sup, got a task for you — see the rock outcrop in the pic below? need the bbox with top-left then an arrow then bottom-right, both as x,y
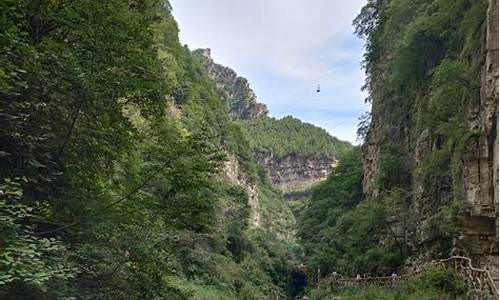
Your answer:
193,48 -> 268,120
457,0 -> 498,276
256,151 -> 338,194
222,151 -> 296,241
223,152 -> 261,228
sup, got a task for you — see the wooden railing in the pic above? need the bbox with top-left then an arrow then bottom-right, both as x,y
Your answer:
324,256 -> 498,299
437,256 -> 498,299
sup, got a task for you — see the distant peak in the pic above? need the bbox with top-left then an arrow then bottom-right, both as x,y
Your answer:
193,48 -> 211,59
192,48 -> 268,120
200,48 -> 211,59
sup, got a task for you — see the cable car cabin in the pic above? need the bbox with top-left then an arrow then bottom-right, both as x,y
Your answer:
316,85 -> 321,92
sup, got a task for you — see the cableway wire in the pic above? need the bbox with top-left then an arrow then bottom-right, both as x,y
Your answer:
271,51 -> 369,136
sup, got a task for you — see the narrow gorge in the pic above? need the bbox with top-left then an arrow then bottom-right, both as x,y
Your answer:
0,0 -> 498,299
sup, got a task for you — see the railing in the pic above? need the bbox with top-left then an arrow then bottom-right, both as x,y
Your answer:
324,256 -> 498,299
437,256 -> 498,299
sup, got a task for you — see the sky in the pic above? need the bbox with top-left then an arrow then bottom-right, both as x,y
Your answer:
169,0 -> 370,144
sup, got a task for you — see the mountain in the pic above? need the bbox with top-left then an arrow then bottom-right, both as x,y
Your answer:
193,49 -> 351,200
3,0 -> 497,298
360,0 -> 498,275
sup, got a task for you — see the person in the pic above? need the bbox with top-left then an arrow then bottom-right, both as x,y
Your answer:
356,274 -> 361,280
391,272 -> 398,283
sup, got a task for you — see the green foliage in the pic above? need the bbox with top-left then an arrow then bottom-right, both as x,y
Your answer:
0,1 -> 296,298
310,267 -> 466,300
297,149 -> 403,277
377,143 -> 409,190
422,200 -> 461,253
354,0 -> 488,245
409,266 -> 467,297
224,122 -> 260,180
0,178 -> 76,297
239,116 -> 351,159
258,178 -> 296,241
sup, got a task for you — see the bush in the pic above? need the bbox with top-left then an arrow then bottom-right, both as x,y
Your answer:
377,143 -> 409,190
408,266 -> 467,297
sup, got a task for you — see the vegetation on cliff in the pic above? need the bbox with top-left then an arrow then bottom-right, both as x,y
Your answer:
0,1 -> 295,298
355,0 -> 488,248
297,0 -> 489,283
239,116 -> 351,159
1,0 -> 492,299
297,148 -> 403,277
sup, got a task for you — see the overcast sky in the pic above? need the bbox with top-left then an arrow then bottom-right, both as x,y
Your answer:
169,0 -> 370,144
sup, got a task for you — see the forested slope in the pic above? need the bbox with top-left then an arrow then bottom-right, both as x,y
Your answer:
0,1 -> 295,299
193,49 -> 351,197
239,116 -> 351,195
239,116 -> 350,160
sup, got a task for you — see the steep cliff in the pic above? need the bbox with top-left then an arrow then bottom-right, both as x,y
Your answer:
358,0 -> 498,276
192,48 -> 268,120
223,152 -> 261,227
239,116 -> 350,195
458,0 -> 498,274
256,152 -> 338,193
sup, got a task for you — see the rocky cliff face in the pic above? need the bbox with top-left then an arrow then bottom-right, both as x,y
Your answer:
362,0 -> 498,276
222,151 -> 296,241
223,152 -> 261,228
458,0 -> 498,274
193,48 -> 268,120
257,151 -> 338,194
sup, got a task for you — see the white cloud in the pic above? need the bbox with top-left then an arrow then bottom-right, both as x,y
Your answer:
171,0 -> 366,80
169,0 -> 369,143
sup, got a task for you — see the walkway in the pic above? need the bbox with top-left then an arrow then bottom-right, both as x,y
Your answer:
324,256 -> 498,299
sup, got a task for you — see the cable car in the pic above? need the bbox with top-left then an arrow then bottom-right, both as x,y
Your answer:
316,85 -> 321,93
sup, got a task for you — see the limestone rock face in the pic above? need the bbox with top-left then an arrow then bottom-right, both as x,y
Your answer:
193,48 -> 268,120
257,151 -> 338,194
223,152 -> 260,228
361,0 -> 498,279
224,154 -> 261,228
458,0 -> 498,277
